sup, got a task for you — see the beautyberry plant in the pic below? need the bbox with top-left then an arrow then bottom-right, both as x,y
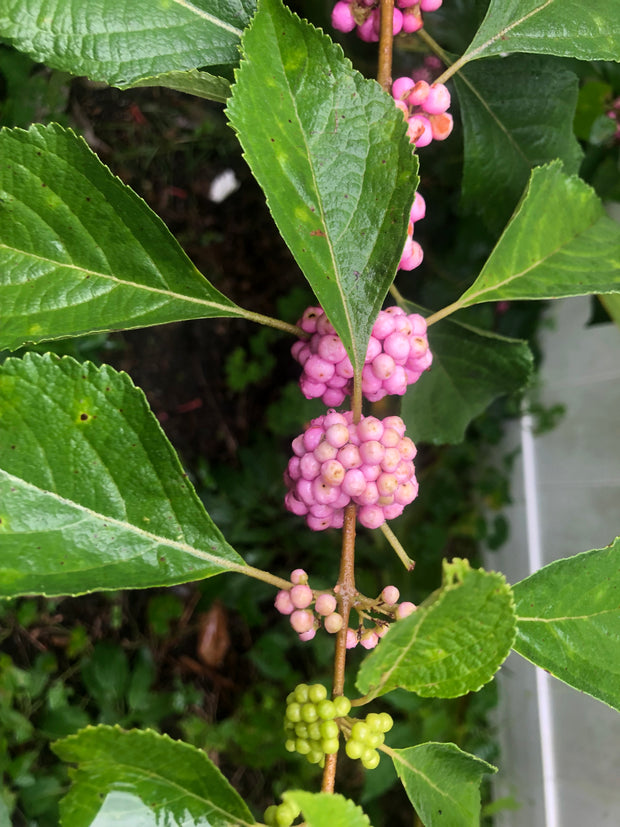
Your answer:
0,0 -> 619,825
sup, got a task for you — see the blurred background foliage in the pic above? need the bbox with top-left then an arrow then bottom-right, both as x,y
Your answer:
1,0 -> 619,823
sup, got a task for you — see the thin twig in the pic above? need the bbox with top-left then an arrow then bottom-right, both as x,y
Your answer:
380,522 -> 415,571
377,0 -> 395,92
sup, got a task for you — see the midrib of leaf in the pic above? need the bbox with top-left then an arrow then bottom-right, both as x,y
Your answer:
0,468 -> 247,574
0,243 -> 238,315
171,0 -> 244,36
461,208 -> 606,305
517,609 -> 618,623
73,757 -> 255,826
392,751 -> 466,808
465,0 -> 555,62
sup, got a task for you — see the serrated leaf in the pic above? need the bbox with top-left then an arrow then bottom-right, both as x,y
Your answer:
125,69 -> 231,103
455,54 -> 582,234
513,537 -> 620,711
284,792 -> 371,827
0,123 -> 244,351
0,0 -> 255,87
226,0 -> 417,376
356,559 -> 516,699
457,161 -> 620,309
463,0 -> 620,63
0,353 -> 248,598
392,742 -> 497,827
52,725 -> 255,827
402,314 -> 533,445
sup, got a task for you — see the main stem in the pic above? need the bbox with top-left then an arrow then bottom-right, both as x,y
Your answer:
377,0 -> 395,92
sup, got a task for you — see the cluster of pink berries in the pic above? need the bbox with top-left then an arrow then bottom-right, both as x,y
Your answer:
399,190 -> 426,271
284,411 -> 418,531
346,584 -> 416,650
291,305 -> 431,407
331,0 -> 443,43
392,76 -> 453,148
275,569 -> 345,642
606,96 -> 620,142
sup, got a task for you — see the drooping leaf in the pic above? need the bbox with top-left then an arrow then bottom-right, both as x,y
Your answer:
392,742 -> 497,827
284,792 -> 371,827
463,0 -> 620,63
402,315 -> 533,445
0,123 -> 244,352
0,353 -> 248,598
455,54 -> 582,233
226,0 -> 417,377
125,69 -> 231,103
513,537 -> 620,711
52,725 -> 256,827
457,161 -> 620,309
356,559 -> 516,699
0,0 -> 255,87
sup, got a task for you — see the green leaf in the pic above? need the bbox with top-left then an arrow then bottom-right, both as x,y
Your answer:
402,316 -> 533,445
513,537 -> 620,711
284,791 -> 371,827
392,742 -> 497,827
52,725 -> 256,826
125,69 -> 231,103
0,123 -> 243,351
457,161 -> 620,308
0,353 -> 248,597
0,0 -> 255,87
226,0 -> 417,376
356,559 -> 516,699
455,54 -> 582,233
463,0 -> 620,63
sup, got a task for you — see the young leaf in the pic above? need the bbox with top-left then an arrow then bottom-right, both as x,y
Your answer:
52,725 -> 256,826
0,123 -> 244,352
401,315 -> 533,445
513,537 -> 620,711
455,54 -> 582,234
226,0 -> 418,377
126,69 -> 231,103
392,742 -> 497,827
456,161 -> 620,309
0,0 -> 255,86
0,353 -> 248,598
463,0 -> 620,63
284,791 -> 371,827
356,559 -> 516,699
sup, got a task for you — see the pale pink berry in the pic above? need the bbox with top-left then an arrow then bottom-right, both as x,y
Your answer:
360,630 -> 379,650
322,387 -> 347,406
342,468 -> 367,497
358,504 -> 385,529
290,583 -> 313,609
321,459 -> 345,486
392,76 -> 415,102
337,443 -> 361,468
396,602 -> 417,619
371,353 -> 396,380
420,0 -> 442,11
314,440 -> 338,463
346,628 -> 358,649
299,307 -> 322,333
324,612 -> 344,633
422,82 -> 450,115
383,416 -> 406,437
305,354 -> 335,383
410,191 -> 426,223
357,416 -> 384,442
331,0 -> 356,32
365,336 -> 382,361
381,585 -> 400,605
275,590 -> 294,615
325,423 -> 350,448
302,426 -> 324,452
401,6 -> 423,32
299,627 -> 317,642
407,114 -> 432,147
380,427 -> 401,448
292,560 -> 312,572
400,238 -> 424,270
358,12 -> 379,41
359,440 -> 385,465
300,452 -> 321,480
407,80 -> 430,107
318,335 -> 347,364
315,593 -> 337,616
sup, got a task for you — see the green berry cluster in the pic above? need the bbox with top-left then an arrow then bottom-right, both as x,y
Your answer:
344,711 -> 393,769
263,798 -> 301,827
284,683 -> 351,765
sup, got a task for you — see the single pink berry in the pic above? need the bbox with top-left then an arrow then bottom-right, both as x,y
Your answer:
401,7 -> 423,33
290,609 -> 315,634
290,583 -> 314,609
346,628 -> 358,649
396,601 -> 417,619
299,627 -> 317,642
360,630 -> 379,650
275,590 -> 295,615
430,112 -> 454,141
422,83 -> 450,115
392,76 -> 415,102
331,0 -> 357,32
410,191 -> 426,223
315,593 -> 337,616
358,504 -> 385,529
381,585 -> 400,605
420,0 -> 443,11
407,114 -> 433,147
324,612 -> 344,634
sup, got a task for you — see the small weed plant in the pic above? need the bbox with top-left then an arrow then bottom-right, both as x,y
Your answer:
0,0 -> 619,825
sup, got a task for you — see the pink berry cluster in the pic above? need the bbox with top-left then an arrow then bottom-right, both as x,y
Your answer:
399,190 -> 426,271
275,569 -> 345,642
284,411 -> 418,531
346,585 -> 416,650
606,96 -> 620,142
331,0 -> 443,43
291,305 -> 431,407
392,76 -> 453,148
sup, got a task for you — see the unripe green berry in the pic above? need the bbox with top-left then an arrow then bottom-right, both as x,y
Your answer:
284,739 -> 296,752
294,723 -> 308,739
264,805 -> 278,826
294,684 -> 309,703
307,721 -> 322,741
365,712 -> 383,731
366,731 -> 384,749
378,712 -> 394,732
275,802 -> 297,827
320,719 -> 339,739
333,695 -> 351,717
361,748 -> 381,770
301,702 -> 318,723
350,721 -> 370,743
321,737 -> 340,754
345,738 -> 364,759
295,738 -> 310,755
316,699 -> 336,720
307,748 -> 324,764
285,703 -> 301,722
308,683 -> 328,703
